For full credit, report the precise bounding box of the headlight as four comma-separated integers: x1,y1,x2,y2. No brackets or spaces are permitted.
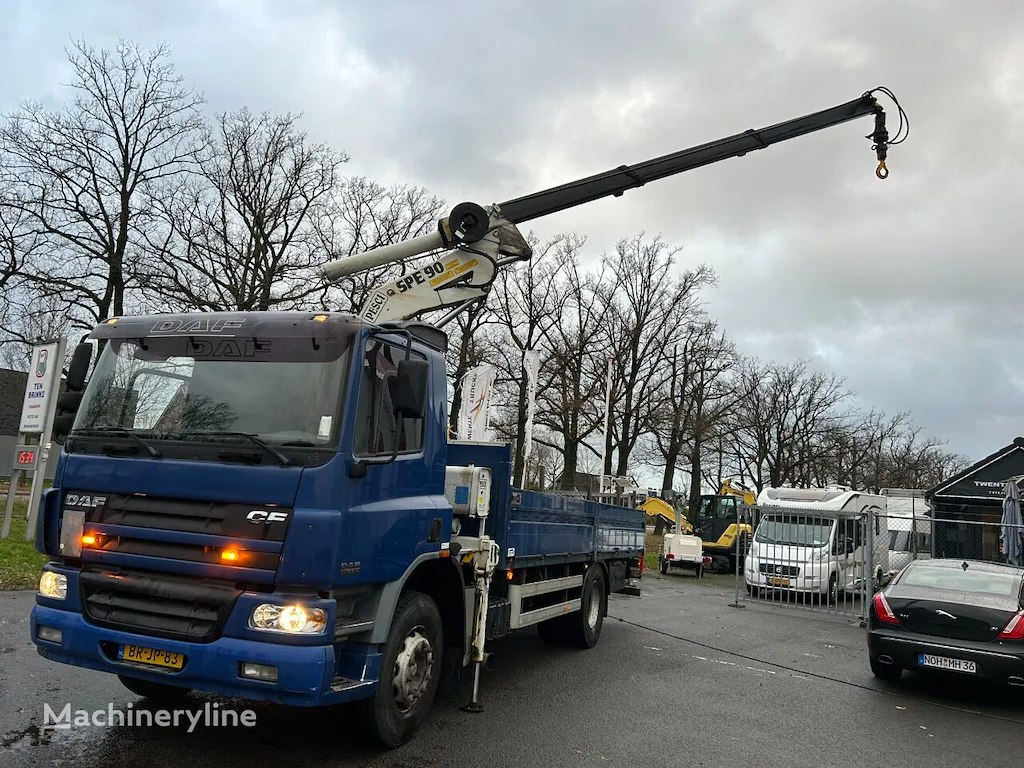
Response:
249,603,327,634
39,571,67,600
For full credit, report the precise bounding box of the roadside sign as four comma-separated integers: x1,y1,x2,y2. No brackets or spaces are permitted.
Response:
19,342,59,433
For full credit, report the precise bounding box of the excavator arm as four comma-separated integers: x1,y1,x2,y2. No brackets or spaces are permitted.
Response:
323,88,906,323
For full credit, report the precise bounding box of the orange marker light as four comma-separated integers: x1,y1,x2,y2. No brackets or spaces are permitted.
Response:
312,314,329,322
221,549,240,562
81,534,98,547
506,569,514,581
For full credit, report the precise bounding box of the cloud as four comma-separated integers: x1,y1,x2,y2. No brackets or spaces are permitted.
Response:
2,0,1022,460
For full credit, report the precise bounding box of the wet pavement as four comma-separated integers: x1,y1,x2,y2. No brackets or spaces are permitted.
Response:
2,575,1022,767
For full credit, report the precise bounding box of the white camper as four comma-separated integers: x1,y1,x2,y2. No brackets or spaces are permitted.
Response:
880,488,931,575
744,486,889,603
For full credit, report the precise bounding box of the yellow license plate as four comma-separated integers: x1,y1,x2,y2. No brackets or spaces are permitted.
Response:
767,576,791,587
119,644,185,670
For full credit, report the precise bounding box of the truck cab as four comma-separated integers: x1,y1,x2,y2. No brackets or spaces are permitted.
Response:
30,310,644,746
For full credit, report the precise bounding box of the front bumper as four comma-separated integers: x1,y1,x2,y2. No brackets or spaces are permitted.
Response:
31,604,379,706
745,563,828,594
868,628,1024,683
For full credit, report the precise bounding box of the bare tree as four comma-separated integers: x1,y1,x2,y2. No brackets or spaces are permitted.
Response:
0,41,204,327
488,235,573,480
143,110,347,311
537,257,616,490
602,235,714,477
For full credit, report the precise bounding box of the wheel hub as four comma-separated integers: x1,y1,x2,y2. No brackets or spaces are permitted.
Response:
392,626,433,713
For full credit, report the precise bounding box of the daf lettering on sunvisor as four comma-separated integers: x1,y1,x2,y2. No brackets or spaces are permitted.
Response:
65,494,107,508
246,510,288,523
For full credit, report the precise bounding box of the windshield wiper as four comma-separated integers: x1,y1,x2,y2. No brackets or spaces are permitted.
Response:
177,431,292,467
71,427,162,458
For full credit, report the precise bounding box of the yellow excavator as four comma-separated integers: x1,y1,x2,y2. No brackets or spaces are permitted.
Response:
680,480,757,573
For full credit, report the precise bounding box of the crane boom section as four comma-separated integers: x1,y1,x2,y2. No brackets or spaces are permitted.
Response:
498,95,881,224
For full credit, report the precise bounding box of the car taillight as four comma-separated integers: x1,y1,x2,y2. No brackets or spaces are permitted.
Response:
872,593,900,626
998,610,1024,640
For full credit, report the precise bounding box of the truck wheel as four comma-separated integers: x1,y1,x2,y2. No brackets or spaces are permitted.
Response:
117,675,192,701
659,557,669,575
568,565,607,649
360,590,442,748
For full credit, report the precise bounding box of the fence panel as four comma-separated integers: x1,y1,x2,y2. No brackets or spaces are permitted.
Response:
733,504,874,623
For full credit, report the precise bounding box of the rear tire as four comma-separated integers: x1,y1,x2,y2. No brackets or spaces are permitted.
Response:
870,656,902,681
537,566,607,649
567,565,607,648
117,675,192,701
360,590,442,748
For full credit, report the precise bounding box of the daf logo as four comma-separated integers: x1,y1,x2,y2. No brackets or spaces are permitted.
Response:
246,510,288,524
65,494,107,508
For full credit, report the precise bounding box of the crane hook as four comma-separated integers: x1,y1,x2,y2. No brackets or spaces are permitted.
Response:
875,160,889,180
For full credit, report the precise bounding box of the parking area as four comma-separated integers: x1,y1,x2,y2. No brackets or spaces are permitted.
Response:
2,576,1023,767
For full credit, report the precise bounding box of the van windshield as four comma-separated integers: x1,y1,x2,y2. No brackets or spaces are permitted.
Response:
755,516,832,547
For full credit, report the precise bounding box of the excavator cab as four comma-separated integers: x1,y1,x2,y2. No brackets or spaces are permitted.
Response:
691,493,755,573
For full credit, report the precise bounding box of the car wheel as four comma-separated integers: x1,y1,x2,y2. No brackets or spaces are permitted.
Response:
870,656,902,681
360,590,442,748
117,675,192,701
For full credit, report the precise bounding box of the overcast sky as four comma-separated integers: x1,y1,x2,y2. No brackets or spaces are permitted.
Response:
3,0,1023,463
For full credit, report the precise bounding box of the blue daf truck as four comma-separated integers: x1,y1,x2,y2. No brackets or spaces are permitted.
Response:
30,90,902,746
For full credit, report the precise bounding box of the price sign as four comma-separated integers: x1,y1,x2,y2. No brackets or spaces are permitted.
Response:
13,444,39,471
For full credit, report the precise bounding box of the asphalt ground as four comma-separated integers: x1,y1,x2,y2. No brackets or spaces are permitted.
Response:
2,573,1022,767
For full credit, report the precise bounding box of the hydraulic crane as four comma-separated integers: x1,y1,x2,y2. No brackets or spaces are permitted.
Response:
322,88,907,323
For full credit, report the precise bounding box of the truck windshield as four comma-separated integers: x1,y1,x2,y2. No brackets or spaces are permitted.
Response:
754,516,833,547
72,335,351,446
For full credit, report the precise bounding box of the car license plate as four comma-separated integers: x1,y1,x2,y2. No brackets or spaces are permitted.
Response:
118,644,185,670
918,653,976,674
767,576,790,587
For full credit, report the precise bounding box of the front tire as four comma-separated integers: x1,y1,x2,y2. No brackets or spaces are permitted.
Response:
117,675,192,701
870,656,902,681
826,574,839,605
360,590,442,748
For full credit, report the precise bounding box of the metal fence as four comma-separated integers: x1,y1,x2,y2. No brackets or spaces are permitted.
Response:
732,504,1024,623
730,504,880,623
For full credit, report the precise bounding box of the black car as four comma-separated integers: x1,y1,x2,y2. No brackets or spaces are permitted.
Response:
867,559,1024,685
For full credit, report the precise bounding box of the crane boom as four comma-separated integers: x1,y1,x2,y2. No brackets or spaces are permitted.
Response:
322,89,903,325
498,95,886,224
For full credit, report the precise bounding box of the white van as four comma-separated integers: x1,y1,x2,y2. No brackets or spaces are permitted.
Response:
744,486,889,603
880,488,931,575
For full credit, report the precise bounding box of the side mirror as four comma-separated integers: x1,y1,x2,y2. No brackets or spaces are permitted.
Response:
388,358,428,419
66,342,92,391
53,342,93,443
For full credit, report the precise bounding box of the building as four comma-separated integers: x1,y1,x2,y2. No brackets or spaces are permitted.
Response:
925,437,1024,561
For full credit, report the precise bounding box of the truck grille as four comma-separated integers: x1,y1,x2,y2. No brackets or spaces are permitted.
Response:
81,568,240,642
759,563,800,577
67,492,289,583
86,494,289,541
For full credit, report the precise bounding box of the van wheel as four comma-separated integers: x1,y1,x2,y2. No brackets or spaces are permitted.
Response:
826,574,839,605
118,675,191,701
360,591,442,748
